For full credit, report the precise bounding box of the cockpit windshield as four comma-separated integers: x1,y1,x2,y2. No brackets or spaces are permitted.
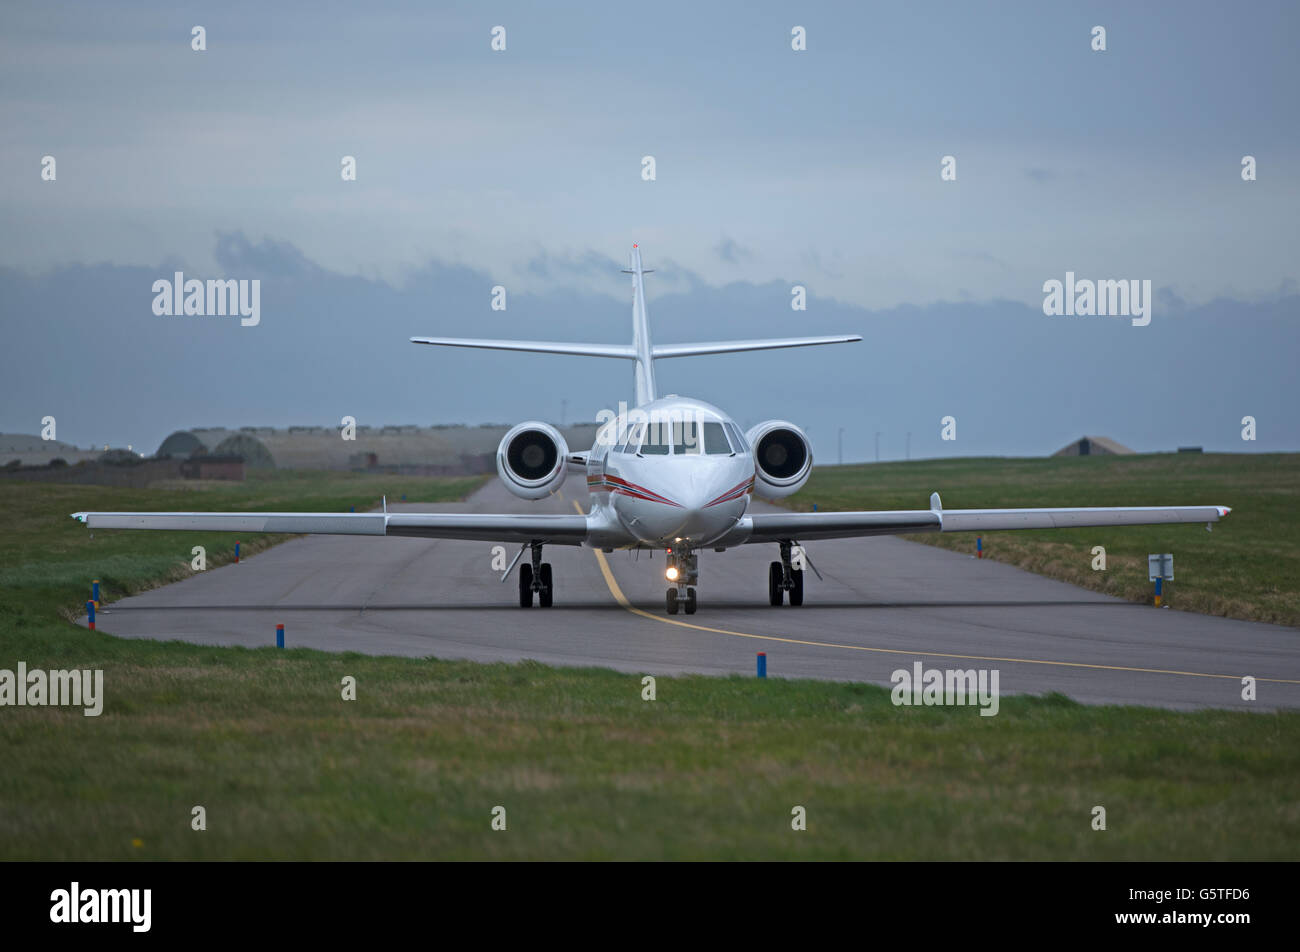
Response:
640,421,669,454
672,421,699,455
702,421,732,454
617,422,644,453
628,414,737,456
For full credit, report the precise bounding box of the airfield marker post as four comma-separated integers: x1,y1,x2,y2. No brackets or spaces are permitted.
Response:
86,601,95,631
757,652,767,678
977,537,983,558
234,541,240,564
91,578,100,609
1148,554,1173,607
276,623,284,649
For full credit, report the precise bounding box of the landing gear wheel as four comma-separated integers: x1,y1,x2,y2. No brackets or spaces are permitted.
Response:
684,588,697,615
538,563,553,608
768,562,784,606
666,588,679,615
789,568,804,607
519,563,534,608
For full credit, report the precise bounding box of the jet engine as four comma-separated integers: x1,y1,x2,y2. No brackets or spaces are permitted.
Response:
745,420,813,498
497,422,570,500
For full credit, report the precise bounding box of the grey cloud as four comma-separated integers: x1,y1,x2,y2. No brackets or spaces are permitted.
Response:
522,249,623,280
214,233,322,279
1,237,1297,461
714,237,753,264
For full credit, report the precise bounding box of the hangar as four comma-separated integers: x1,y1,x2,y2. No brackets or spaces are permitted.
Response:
1052,435,1135,457
155,422,600,474
0,433,102,467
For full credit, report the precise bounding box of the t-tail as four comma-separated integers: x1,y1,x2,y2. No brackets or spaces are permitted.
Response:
410,243,862,407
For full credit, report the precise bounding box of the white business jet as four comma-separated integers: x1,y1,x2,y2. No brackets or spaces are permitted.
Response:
73,245,1230,615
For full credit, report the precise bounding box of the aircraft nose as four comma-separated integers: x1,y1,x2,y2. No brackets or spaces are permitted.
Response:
615,462,747,546
665,478,738,541
675,499,711,538
632,490,711,544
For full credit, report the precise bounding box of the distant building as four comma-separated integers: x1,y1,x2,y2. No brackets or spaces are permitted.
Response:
179,455,246,481
1053,435,1135,457
155,422,601,474
0,432,105,467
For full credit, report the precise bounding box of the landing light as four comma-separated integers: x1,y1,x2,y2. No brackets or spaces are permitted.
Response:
665,566,679,581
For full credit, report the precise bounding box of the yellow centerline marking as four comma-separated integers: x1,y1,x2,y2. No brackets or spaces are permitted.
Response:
574,502,1299,685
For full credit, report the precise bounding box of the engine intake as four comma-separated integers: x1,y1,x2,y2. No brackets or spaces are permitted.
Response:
497,422,570,500
745,420,812,498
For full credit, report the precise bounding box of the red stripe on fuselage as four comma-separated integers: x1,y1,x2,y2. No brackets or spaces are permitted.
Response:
705,478,754,507
603,474,682,507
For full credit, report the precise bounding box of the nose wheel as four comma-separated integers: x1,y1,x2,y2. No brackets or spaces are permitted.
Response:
665,549,699,614
666,586,697,615
518,543,554,608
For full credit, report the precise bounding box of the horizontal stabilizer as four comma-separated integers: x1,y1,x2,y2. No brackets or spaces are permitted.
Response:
652,336,861,359
411,337,635,359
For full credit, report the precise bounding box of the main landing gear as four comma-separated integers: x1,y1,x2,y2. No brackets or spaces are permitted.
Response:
665,548,698,616
518,542,553,608
768,540,804,607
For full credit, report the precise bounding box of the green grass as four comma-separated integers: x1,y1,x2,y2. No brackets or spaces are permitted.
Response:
3,649,1298,860
785,452,1300,628
1,466,1297,860
0,468,486,625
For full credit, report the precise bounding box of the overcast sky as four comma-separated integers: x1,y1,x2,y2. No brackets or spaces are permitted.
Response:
1,1,1296,461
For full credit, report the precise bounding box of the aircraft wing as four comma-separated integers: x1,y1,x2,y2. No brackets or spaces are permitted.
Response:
70,511,590,546
745,510,942,542
744,496,1231,544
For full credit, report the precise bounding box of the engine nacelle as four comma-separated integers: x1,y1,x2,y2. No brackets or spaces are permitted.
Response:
745,420,813,499
497,422,570,500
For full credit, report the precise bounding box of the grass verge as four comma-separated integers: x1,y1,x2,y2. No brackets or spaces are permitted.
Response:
1,467,1296,859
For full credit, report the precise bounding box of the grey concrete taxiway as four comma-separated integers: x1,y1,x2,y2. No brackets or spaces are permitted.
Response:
82,480,1300,711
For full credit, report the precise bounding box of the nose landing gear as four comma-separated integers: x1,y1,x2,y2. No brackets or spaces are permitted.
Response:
665,548,698,615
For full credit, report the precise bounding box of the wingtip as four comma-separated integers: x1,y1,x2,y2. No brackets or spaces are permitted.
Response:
70,512,87,523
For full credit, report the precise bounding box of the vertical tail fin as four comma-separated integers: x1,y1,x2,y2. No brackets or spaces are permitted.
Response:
621,244,656,406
